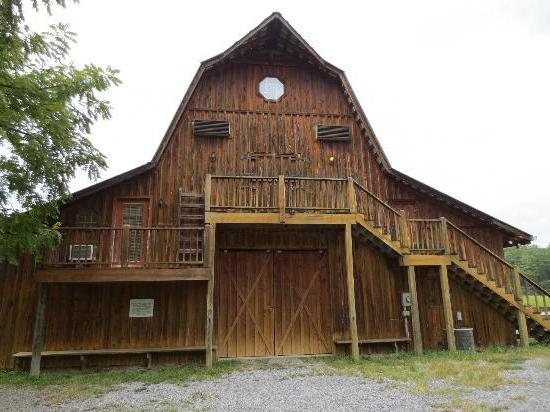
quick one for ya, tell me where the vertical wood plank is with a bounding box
[278,175,285,223]
[347,177,356,214]
[398,209,410,248]
[439,264,456,351]
[204,174,212,212]
[205,223,216,367]
[344,224,359,360]
[30,284,48,376]
[121,228,129,268]
[407,265,423,355]
[439,217,449,255]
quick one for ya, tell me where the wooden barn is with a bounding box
[2,13,550,375]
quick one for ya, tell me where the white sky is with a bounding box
[27,0,550,246]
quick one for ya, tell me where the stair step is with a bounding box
[179,215,205,219]
[179,204,204,208]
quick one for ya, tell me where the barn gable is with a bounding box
[152,12,391,171]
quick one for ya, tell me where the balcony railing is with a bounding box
[42,226,205,268]
[208,175,406,243]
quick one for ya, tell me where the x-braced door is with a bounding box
[217,249,331,358]
[217,250,275,358]
[274,250,331,356]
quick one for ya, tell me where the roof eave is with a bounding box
[390,168,533,243]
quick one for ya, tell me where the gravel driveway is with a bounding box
[1,358,550,411]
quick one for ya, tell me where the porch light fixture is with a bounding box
[329,156,335,165]
[210,152,217,162]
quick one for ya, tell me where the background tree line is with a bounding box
[505,244,550,290]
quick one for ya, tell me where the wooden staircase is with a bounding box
[343,179,550,343]
[443,220,550,343]
[349,190,550,343]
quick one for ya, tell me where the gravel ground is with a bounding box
[0,386,53,411]
[460,359,550,411]
[1,358,550,411]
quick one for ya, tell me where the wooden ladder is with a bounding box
[177,189,205,264]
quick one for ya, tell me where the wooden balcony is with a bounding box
[36,226,209,283]
[206,174,405,235]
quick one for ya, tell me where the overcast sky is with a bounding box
[27,0,550,246]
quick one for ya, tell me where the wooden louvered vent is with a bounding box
[192,120,230,137]
[316,125,350,142]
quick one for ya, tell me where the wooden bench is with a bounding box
[13,346,217,371]
[334,337,410,353]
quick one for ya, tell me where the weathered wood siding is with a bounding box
[415,266,515,350]
[353,239,409,352]
[0,257,37,369]
[0,258,206,369]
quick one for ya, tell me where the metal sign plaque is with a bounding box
[129,299,154,318]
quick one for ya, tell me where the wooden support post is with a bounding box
[205,223,216,367]
[278,175,285,223]
[407,265,423,355]
[439,264,456,351]
[439,217,449,255]
[511,267,529,347]
[204,174,212,212]
[79,355,87,371]
[511,268,523,302]
[398,209,411,249]
[516,309,529,348]
[30,284,48,376]
[146,352,152,369]
[344,223,360,360]
[347,177,356,214]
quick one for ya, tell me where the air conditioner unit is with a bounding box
[68,244,95,261]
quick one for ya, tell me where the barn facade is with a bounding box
[2,13,550,374]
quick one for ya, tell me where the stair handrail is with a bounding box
[352,180,403,216]
[446,219,550,315]
[517,272,550,319]
[446,220,513,269]
[519,272,550,297]
[353,180,408,246]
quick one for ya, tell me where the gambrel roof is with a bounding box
[71,12,533,244]
[151,12,390,169]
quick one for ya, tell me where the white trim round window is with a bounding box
[259,77,284,101]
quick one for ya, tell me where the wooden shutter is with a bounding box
[192,120,230,137]
[316,125,350,142]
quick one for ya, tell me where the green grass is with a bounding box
[312,345,550,391]
[311,345,550,411]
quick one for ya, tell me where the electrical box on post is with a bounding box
[401,292,411,308]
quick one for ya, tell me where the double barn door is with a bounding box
[217,250,332,358]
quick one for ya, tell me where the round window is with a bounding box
[259,77,284,101]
